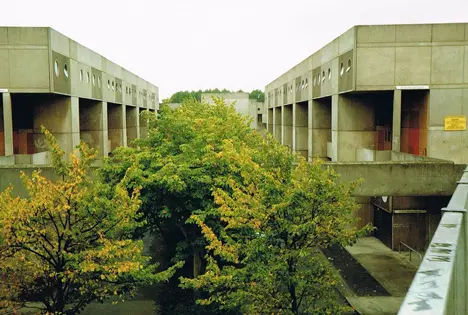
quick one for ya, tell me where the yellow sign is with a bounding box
[444,116,466,131]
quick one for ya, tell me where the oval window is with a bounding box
[63,64,69,79]
[54,60,59,77]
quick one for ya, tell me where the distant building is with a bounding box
[201,92,266,131]
[0,27,158,165]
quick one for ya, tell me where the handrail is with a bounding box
[398,166,468,315]
[398,241,423,262]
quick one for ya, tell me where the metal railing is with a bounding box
[398,167,468,315]
[399,242,423,262]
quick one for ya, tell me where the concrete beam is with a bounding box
[325,161,466,196]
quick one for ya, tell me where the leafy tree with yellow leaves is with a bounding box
[181,157,369,314]
[100,98,368,314]
[0,128,180,315]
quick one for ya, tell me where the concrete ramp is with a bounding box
[325,237,418,315]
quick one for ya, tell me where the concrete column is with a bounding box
[294,102,308,158]
[392,89,402,152]
[71,97,80,151]
[107,103,125,152]
[283,105,293,149]
[139,108,148,139]
[332,94,375,162]
[126,106,139,146]
[2,93,13,156]
[311,98,332,161]
[79,100,108,157]
[331,95,339,162]
[267,108,273,134]
[101,102,109,157]
[121,104,127,147]
[274,107,281,142]
[33,95,80,158]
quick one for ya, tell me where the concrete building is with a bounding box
[0,27,158,165]
[202,92,266,131]
[265,23,468,251]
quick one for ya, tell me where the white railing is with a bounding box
[398,167,468,315]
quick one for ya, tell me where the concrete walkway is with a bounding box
[344,237,419,315]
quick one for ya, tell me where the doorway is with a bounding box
[400,90,429,156]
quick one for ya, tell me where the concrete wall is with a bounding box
[0,27,50,93]
[326,161,466,197]
[0,27,159,108]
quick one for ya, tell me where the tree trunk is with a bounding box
[55,280,65,314]
[193,249,202,302]
[288,259,299,314]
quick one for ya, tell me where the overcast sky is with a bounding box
[2,0,468,99]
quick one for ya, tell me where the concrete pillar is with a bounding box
[126,106,139,146]
[101,102,109,157]
[392,89,402,152]
[332,94,375,161]
[139,108,148,138]
[121,104,127,147]
[79,100,109,157]
[294,102,308,158]
[283,105,293,149]
[274,107,281,142]
[267,108,273,134]
[2,93,13,156]
[311,98,332,160]
[107,103,125,152]
[33,95,80,157]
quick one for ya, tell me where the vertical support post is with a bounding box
[71,96,80,151]
[393,89,402,152]
[100,101,109,156]
[121,104,127,147]
[2,93,13,156]
[331,94,339,162]
[292,103,296,152]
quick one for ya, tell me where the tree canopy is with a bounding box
[0,128,180,315]
[100,98,369,314]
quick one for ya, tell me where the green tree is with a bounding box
[181,158,368,314]
[100,98,288,313]
[0,129,180,315]
[248,89,264,102]
[100,98,367,314]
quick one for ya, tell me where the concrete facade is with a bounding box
[0,27,158,163]
[265,23,468,252]
[266,23,468,164]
